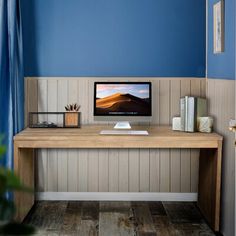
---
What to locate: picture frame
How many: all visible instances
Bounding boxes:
[213,0,224,54]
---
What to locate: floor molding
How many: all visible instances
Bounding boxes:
[36,192,198,201]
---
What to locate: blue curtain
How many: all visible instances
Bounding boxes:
[0,0,24,170]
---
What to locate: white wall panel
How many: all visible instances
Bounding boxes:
[25,77,205,193]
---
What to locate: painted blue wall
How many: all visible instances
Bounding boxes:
[207,0,235,80]
[21,0,206,77]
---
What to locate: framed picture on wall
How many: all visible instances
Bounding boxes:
[213,0,224,54]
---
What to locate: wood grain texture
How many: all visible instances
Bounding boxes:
[139,149,150,192]
[180,80,191,193]
[207,79,235,235]
[88,150,99,192]
[37,80,48,191]
[47,80,58,192]
[128,149,140,192]
[109,149,119,192]
[78,149,88,192]
[14,124,223,231]
[150,149,160,192]
[170,80,181,193]
[14,147,35,222]
[118,149,129,192]
[61,201,82,234]
[198,147,222,231]
[79,202,99,236]
[98,149,109,192]
[25,77,206,194]
[57,80,68,192]
[132,202,156,235]
[190,79,202,193]
[99,202,135,236]
[24,201,215,235]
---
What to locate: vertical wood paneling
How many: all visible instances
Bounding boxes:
[99,149,109,192]
[57,80,68,192]
[26,77,206,194]
[200,79,206,98]
[207,79,235,236]
[24,79,28,127]
[37,79,48,191]
[78,79,89,124]
[150,80,160,124]
[129,149,139,192]
[68,152,78,191]
[26,78,38,192]
[47,80,58,191]
[180,80,191,192]
[88,79,96,124]
[159,80,170,192]
[88,149,99,192]
[57,150,68,192]
[108,149,119,192]
[78,149,88,192]
[150,149,160,192]
[139,149,150,192]
[118,149,129,192]
[170,80,181,192]
[190,149,199,192]
[27,78,38,113]
[68,80,78,191]
[159,80,170,125]
[190,80,201,192]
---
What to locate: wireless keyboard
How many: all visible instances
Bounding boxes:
[100,130,149,136]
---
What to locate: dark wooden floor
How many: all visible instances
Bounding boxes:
[24,201,215,236]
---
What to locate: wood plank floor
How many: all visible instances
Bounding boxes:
[23,201,216,236]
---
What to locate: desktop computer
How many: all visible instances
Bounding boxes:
[94,82,152,135]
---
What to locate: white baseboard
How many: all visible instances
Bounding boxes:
[36,192,198,202]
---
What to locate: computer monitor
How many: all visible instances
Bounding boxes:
[94,82,152,129]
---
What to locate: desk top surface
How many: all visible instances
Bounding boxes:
[14,126,222,149]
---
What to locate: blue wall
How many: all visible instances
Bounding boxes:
[207,0,235,80]
[21,0,206,77]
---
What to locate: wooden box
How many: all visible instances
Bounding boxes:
[64,112,81,128]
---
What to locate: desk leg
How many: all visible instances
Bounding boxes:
[198,141,222,232]
[14,146,35,222]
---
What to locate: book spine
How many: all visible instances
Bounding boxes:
[197,98,207,117]
[184,96,188,131]
[180,98,185,131]
[193,97,198,131]
[187,97,197,132]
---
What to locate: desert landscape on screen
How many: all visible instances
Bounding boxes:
[95,84,151,115]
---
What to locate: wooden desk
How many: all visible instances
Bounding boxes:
[14,125,223,231]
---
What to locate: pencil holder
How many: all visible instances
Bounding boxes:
[64,112,81,128]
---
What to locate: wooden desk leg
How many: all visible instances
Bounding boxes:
[14,145,35,222]
[198,141,222,232]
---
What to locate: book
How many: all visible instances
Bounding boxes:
[184,96,189,131]
[180,97,185,131]
[180,96,189,131]
[179,96,207,132]
[186,97,207,132]
[187,97,197,132]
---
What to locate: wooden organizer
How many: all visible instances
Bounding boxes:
[28,112,81,128]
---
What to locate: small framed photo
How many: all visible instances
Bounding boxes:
[213,0,224,54]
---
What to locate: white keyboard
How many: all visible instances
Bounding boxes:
[100,130,149,136]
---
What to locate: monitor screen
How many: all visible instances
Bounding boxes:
[94,82,152,116]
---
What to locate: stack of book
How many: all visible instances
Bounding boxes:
[180,96,207,132]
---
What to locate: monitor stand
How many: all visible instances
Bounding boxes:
[114,121,131,129]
